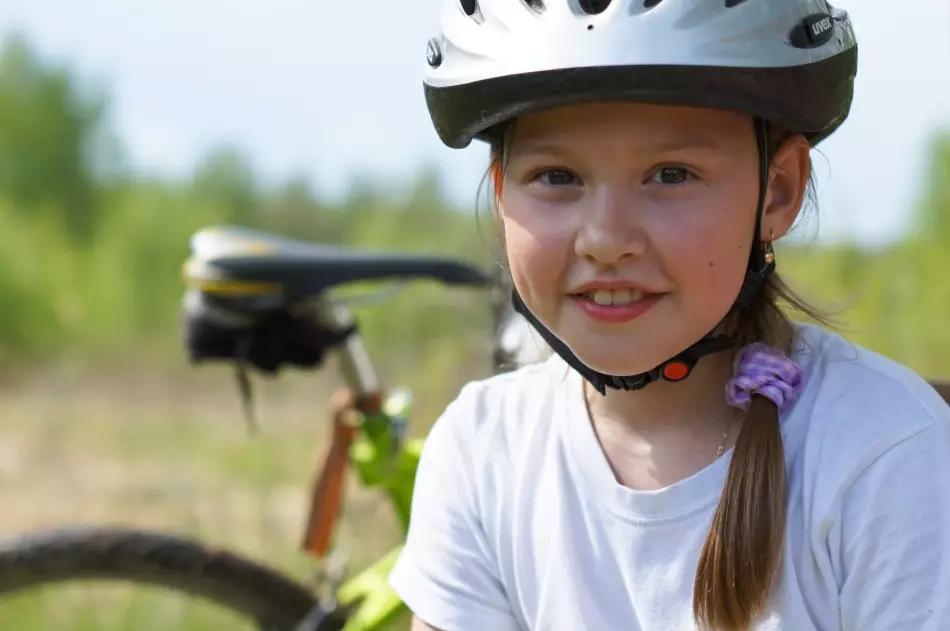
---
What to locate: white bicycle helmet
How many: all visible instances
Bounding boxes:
[422,0,858,394]
[424,0,856,149]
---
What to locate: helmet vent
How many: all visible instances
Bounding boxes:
[460,0,479,16]
[725,0,750,6]
[643,0,664,7]
[577,0,612,15]
[523,0,545,12]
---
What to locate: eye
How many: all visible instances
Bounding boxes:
[650,167,692,186]
[535,169,577,186]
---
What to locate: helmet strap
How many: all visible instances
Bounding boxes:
[510,118,775,396]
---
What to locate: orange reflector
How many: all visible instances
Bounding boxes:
[663,362,689,381]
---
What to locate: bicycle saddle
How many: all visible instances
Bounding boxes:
[183,225,490,300]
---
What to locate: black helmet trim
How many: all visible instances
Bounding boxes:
[424,47,857,149]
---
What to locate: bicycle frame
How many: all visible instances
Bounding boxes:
[299,298,424,631]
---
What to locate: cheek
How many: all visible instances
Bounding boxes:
[651,197,753,304]
[502,199,572,298]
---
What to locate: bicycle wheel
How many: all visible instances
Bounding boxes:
[0,526,348,631]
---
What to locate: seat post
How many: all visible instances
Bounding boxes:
[318,300,380,396]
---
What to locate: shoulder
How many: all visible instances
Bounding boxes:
[426,357,573,468]
[791,322,949,442]
[426,357,580,478]
[414,358,574,539]
[787,323,950,508]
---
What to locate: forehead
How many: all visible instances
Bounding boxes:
[507,102,754,153]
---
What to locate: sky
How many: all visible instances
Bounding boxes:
[0,0,948,245]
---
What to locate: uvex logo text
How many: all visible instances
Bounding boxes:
[811,16,833,37]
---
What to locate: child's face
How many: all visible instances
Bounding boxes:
[500,102,767,377]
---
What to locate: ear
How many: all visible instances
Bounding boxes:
[761,134,810,241]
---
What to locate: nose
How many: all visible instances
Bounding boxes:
[574,186,648,266]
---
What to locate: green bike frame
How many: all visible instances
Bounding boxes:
[333,387,421,631]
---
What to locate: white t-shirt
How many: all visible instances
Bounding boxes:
[388,323,950,630]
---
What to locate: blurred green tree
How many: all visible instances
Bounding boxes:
[917,130,950,242]
[190,144,259,226]
[0,33,106,240]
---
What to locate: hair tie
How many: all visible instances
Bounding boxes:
[725,342,804,413]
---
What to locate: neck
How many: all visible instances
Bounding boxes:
[584,349,740,438]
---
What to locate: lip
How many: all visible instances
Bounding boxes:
[571,279,663,294]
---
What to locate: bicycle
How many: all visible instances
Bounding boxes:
[2,225,949,631]
[0,224,509,631]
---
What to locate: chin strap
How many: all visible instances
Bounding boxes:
[514,118,776,396]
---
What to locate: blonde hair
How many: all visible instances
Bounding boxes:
[487,130,831,630]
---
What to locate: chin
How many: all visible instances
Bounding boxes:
[562,339,666,377]
[554,308,728,377]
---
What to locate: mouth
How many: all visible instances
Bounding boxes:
[569,286,665,324]
[576,288,648,306]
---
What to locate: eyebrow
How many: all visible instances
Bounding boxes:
[507,136,727,159]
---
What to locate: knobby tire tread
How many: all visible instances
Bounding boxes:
[0,526,327,630]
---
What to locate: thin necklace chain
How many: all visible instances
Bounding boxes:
[583,382,735,459]
[716,420,733,458]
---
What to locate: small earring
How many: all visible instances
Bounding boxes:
[764,230,775,265]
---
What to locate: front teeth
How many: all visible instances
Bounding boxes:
[588,289,645,306]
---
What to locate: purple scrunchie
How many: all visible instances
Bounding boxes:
[725,342,804,413]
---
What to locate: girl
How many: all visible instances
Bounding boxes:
[390,1,950,630]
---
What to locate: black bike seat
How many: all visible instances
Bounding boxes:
[183,226,490,300]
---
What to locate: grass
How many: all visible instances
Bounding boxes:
[1,587,250,630]
[0,354,471,630]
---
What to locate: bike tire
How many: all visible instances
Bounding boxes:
[0,526,346,631]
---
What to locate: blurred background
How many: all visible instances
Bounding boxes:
[0,0,947,629]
